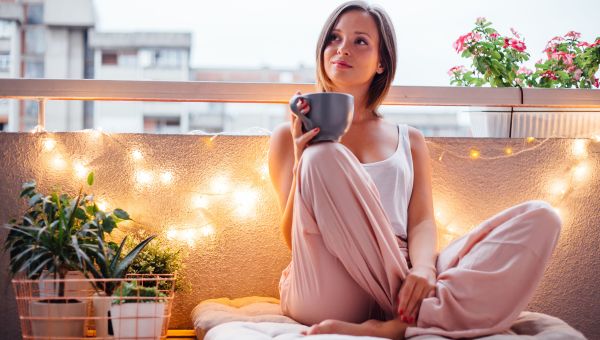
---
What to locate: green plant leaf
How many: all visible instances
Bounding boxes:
[102,216,116,234]
[113,235,156,279]
[87,172,94,186]
[113,209,130,220]
[28,193,43,207]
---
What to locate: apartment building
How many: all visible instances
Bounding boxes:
[0,0,94,132]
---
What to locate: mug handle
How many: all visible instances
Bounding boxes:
[289,94,314,132]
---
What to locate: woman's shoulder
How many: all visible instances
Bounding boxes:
[405,125,428,156]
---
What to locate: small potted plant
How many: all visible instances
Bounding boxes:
[4,175,98,338]
[109,281,167,340]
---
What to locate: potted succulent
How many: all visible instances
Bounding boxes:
[4,175,98,338]
[109,281,167,340]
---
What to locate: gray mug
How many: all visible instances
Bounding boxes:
[289,92,354,144]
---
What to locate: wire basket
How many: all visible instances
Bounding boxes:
[12,273,176,339]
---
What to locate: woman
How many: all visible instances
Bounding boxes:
[268,2,561,339]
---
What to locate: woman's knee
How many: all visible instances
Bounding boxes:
[521,200,562,237]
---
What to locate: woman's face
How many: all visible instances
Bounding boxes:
[323,10,382,91]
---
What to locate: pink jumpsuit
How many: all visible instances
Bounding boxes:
[279,140,561,338]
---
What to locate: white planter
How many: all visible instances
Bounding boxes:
[110,302,165,340]
[29,299,88,338]
[93,292,112,338]
[39,271,92,299]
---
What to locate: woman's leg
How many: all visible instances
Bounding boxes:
[279,142,410,325]
[406,200,562,338]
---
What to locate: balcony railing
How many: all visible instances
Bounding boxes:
[1,78,599,134]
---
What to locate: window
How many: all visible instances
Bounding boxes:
[24,60,44,78]
[25,27,45,54]
[118,51,138,68]
[0,52,9,72]
[25,4,44,25]
[140,49,182,68]
[0,20,13,38]
[143,116,181,134]
[101,52,118,65]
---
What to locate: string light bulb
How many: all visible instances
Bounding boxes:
[526,137,536,143]
[233,187,259,217]
[199,224,216,237]
[131,149,143,161]
[504,147,513,155]
[469,149,480,160]
[42,138,56,151]
[135,170,152,185]
[260,163,269,180]
[572,139,588,158]
[572,162,590,182]
[549,179,568,197]
[160,171,173,184]
[50,155,66,170]
[73,161,89,179]
[211,176,230,194]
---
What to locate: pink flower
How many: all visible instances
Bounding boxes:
[517,66,532,76]
[490,32,500,39]
[536,59,543,65]
[510,27,521,39]
[577,41,591,48]
[594,78,599,88]
[565,31,581,39]
[541,70,558,81]
[453,32,481,53]
[503,38,527,52]
[573,69,583,81]
[551,51,575,65]
[448,65,467,76]
[591,38,600,47]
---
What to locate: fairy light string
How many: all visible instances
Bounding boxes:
[35,128,597,247]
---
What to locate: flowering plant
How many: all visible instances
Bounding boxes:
[449,18,530,87]
[449,18,600,88]
[529,31,600,88]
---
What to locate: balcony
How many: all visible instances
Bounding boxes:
[0,79,599,339]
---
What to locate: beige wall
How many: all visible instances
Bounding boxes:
[0,133,598,338]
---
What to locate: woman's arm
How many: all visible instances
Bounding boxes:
[397,127,438,323]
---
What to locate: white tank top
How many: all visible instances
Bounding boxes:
[361,124,414,240]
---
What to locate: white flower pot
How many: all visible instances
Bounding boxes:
[29,299,88,338]
[38,271,92,298]
[93,292,112,338]
[110,302,165,340]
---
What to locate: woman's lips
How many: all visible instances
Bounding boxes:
[332,61,352,68]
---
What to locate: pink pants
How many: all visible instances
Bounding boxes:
[279,142,561,338]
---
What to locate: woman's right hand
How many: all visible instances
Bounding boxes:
[290,91,320,170]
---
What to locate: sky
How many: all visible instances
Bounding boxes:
[94,0,600,86]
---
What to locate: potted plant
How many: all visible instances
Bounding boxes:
[4,175,98,338]
[109,281,167,340]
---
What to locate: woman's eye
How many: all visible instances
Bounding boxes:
[328,34,340,43]
[356,38,367,45]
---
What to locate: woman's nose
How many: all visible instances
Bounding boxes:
[337,40,350,55]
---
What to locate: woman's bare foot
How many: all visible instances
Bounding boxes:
[303,318,409,339]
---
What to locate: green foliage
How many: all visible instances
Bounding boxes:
[449,19,600,89]
[4,173,156,297]
[112,281,166,304]
[125,231,186,292]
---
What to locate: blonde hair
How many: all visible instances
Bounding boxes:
[315,1,397,116]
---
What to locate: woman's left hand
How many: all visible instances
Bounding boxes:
[397,265,436,324]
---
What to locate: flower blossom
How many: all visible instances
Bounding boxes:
[448,65,467,76]
[551,51,575,65]
[490,32,500,39]
[541,70,558,81]
[453,32,482,53]
[577,41,591,48]
[510,27,521,39]
[503,38,527,52]
[475,17,486,25]
[594,78,599,88]
[573,69,583,81]
[565,31,581,39]
[517,66,533,76]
